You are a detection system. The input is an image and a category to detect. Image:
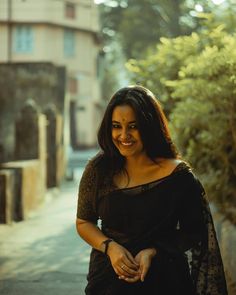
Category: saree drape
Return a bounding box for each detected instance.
[77,161,228,295]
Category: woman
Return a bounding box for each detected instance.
[76,85,228,295]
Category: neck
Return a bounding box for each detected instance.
[125,153,154,170]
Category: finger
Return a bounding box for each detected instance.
[113,267,121,276]
[140,264,149,282]
[121,263,139,275]
[123,275,140,283]
[119,275,140,283]
[126,251,139,267]
[118,264,139,277]
[123,261,139,273]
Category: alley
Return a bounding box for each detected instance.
[0,149,98,295]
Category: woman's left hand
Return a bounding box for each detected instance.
[119,248,157,283]
[135,248,157,282]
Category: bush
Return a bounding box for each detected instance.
[127,26,236,223]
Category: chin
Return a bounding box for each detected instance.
[119,151,132,157]
[119,148,138,158]
[115,148,130,157]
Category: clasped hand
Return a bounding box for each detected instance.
[107,242,156,283]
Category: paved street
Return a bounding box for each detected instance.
[0,149,98,295]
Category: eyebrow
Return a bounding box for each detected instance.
[112,120,136,124]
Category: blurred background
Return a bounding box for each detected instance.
[0,0,236,294]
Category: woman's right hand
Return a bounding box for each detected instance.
[107,241,140,280]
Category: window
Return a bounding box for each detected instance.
[64,29,75,57]
[13,25,34,53]
[65,2,76,19]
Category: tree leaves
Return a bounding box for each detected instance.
[127,24,236,221]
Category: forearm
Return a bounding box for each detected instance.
[76,218,108,252]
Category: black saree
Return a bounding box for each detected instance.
[77,162,228,295]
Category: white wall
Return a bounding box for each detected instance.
[0,0,99,32]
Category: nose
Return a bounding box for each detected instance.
[119,127,130,140]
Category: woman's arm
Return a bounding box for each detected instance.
[76,218,140,278]
[76,218,109,251]
[76,161,139,280]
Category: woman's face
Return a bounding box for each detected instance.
[111,104,144,158]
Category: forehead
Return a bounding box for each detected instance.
[112,105,136,122]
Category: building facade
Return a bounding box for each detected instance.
[0,0,103,148]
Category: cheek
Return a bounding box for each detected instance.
[136,132,143,145]
[111,130,118,141]
[134,130,141,139]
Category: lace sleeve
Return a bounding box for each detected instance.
[76,161,99,224]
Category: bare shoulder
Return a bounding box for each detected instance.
[160,158,185,174]
[169,158,183,167]
[147,158,185,181]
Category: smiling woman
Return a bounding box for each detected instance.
[76,85,228,295]
[111,105,143,159]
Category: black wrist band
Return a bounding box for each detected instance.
[102,238,113,255]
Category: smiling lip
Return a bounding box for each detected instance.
[120,141,134,146]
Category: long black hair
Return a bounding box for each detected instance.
[96,85,179,176]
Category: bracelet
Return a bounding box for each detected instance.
[102,238,113,255]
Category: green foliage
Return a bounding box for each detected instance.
[127,26,236,221]
[127,25,230,101]
[126,30,208,113]
[170,34,236,211]
[98,0,236,119]
[118,0,184,58]
[98,0,236,60]
[99,0,194,59]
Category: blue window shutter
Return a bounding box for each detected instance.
[14,27,21,52]
[14,25,33,53]
[64,29,75,57]
[26,26,33,52]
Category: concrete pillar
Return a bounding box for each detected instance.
[0,170,14,224]
[14,100,47,192]
[44,105,64,188]
[1,160,43,221]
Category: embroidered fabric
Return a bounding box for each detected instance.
[190,184,228,295]
[77,160,115,222]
